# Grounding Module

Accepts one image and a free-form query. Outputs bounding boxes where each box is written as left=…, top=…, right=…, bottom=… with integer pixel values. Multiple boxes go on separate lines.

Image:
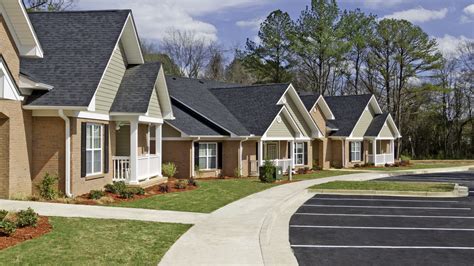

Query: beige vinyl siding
left=351, top=106, right=375, bottom=137
left=284, top=94, right=311, bottom=137
left=147, top=86, right=162, bottom=118
left=95, top=44, right=127, bottom=114
left=163, top=123, right=182, bottom=138
left=379, top=122, right=396, bottom=138
left=266, top=115, right=295, bottom=138
left=311, top=105, right=327, bottom=136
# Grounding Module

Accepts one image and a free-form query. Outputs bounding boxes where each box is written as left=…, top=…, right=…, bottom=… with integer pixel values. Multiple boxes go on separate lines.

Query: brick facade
left=162, top=141, right=192, bottom=179
left=0, top=15, right=20, bottom=84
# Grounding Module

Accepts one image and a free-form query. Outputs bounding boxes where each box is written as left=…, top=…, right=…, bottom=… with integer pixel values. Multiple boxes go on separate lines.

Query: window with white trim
left=198, top=143, right=217, bottom=170
left=86, top=123, right=103, bottom=175
left=351, top=141, right=362, bottom=162
left=294, top=142, right=304, bottom=165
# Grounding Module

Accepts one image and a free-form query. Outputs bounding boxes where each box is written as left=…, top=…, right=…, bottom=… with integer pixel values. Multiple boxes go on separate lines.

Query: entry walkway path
left=160, top=165, right=473, bottom=266
left=0, top=199, right=207, bottom=224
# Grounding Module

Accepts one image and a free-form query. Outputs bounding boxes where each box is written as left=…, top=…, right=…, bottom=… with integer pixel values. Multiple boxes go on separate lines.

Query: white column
left=156, top=124, right=162, bottom=177
left=146, top=124, right=151, bottom=180
left=289, top=140, right=295, bottom=180
left=129, top=119, right=139, bottom=184
left=373, top=140, right=377, bottom=165
left=390, top=139, right=394, bottom=163
left=258, top=140, right=264, bottom=166
left=341, top=140, right=345, bottom=168
left=239, top=140, right=243, bottom=176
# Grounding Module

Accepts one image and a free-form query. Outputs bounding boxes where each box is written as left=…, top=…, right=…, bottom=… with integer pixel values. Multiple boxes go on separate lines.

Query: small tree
left=162, top=162, right=178, bottom=178
left=259, top=159, right=275, bottom=183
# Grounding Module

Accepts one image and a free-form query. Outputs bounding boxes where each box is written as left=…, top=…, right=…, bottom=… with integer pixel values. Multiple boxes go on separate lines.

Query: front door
left=265, top=142, right=279, bottom=160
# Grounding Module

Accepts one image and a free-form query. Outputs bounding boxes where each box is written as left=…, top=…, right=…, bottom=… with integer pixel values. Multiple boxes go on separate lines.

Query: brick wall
left=0, top=16, right=20, bottom=84
left=0, top=115, right=9, bottom=198
left=222, top=141, right=239, bottom=177
left=162, top=141, right=192, bottom=179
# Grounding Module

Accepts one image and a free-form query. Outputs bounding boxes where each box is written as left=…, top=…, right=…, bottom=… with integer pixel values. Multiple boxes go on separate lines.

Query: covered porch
left=111, top=118, right=163, bottom=184
left=367, top=139, right=395, bottom=166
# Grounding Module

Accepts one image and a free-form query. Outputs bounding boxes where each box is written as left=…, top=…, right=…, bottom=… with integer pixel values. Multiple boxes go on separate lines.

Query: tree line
left=24, top=0, right=473, bottom=159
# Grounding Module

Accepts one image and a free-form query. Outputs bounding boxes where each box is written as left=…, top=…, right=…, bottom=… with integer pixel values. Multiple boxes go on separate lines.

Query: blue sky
left=77, top=0, right=474, bottom=56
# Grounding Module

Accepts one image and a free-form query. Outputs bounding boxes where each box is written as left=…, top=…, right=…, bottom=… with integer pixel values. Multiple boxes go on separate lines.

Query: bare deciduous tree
left=23, top=0, right=75, bottom=11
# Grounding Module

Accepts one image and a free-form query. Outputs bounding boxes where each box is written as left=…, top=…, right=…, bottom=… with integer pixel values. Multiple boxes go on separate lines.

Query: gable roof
left=324, top=94, right=373, bottom=137
left=111, top=62, right=161, bottom=114
left=364, top=113, right=389, bottom=137
left=210, top=84, right=289, bottom=136
left=299, top=93, right=321, bottom=111
left=21, top=10, right=130, bottom=107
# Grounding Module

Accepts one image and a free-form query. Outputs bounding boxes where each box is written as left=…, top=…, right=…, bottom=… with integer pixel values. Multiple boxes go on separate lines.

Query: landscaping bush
left=259, top=160, right=275, bottom=183
left=296, top=168, right=306, bottom=175
left=159, top=183, right=170, bottom=193
left=119, top=188, right=135, bottom=199
left=128, top=187, right=145, bottom=196
left=175, top=179, right=188, bottom=189
left=233, top=168, right=242, bottom=178
left=312, top=165, right=322, bottom=171
left=0, top=210, right=8, bottom=221
left=38, top=173, right=58, bottom=200
left=89, top=190, right=106, bottom=200
left=187, top=178, right=198, bottom=187
left=162, top=162, right=178, bottom=178
left=104, top=181, right=126, bottom=194
left=0, top=220, right=16, bottom=236
left=354, top=164, right=360, bottom=168
left=16, top=208, right=38, bottom=228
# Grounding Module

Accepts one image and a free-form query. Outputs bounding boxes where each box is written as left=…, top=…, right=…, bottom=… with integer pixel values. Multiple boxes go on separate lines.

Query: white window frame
left=351, top=141, right=362, bottom=162
left=294, top=142, right=305, bottom=166
left=86, top=123, right=103, bottom=176
left=264, top=142, right=279, bottom=160
left=198, top=142, right=218, bottom=170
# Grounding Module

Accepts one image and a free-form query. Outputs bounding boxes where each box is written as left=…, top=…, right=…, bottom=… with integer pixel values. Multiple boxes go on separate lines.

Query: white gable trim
left=348, top=95, right=382, bottom=138
left=148, top=65, right=174, bottom=120
left=261, top=106, right=303, bottom=139
left=308, top=95, right=335, bottom=120
left=0, top=59, right=23, bottom=101
left=377, top=114, right=402, bottom=139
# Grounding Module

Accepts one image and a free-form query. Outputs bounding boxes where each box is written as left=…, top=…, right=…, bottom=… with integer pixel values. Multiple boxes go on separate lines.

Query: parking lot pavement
left=290, top=194, right=474, bottom=266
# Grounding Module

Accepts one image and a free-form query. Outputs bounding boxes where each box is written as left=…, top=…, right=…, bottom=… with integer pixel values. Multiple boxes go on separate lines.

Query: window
left=265, top=142, right=279, bottom=160
left=198, top=143, right=217, bottom=170
left=86, top=123, right=103, bottom=175
left=351, top=141, right=362, bottom=162
left=294, top=142, right=305, bottom=165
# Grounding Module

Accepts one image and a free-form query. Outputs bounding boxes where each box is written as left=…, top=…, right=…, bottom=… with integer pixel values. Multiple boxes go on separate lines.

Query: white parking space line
left=291, top=245, right=474, bottom=250
left=312, top=198, right=459, bottom=203
left=303, top=204, right=471, bottom=210
left=295, top=213, right=474, bottom=219
left=290, top=225, right=474, bottom=231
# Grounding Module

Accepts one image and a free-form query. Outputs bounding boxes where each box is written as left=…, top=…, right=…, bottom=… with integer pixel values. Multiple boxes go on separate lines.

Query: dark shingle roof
left=22, top=10, right=130, bottom=107
left=298, top=92, right=321, bottom=111
left=165, top=76, right=249, bottom=135
left=168, top=100, right=228, bottom=136
left=324, top=94, right=373, bottom=137
left=365, top=113, right=389, bottom=137
left=111, top=62, right=161, bottom=113
left=210, top=84, right=289, bottom=136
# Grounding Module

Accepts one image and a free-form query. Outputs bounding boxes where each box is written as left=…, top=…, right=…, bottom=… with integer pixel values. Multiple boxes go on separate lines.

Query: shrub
left=97, top=196, right=115, bottom=204
left=400, top=154, right=411, bottom=161
left=0, top=220, right=16, bottom=236
left=259, top=160, right=275, bottom=183
left=119, top=188, right=135, bottom=199
left=296, top=168, right=306, bottom=175
left=159, top=183, right=170, bottom=193
left=303, top=167, right=311, bottom=174
left=312, top=165, right=322, bottom=171
left=163, top=162, right=178, bottom=178
left=187, top=178, right=198, bottom=187
left=0, top=210, right=8, bottom=221
left=354, top=164, right=360, bottom=168
left=16, top=208, right=38, bottom=228
left=127, top=187, right=145, bottom=196
left=104, top=181, right=126, bottom=194
left=175, top=179, right=188, bottom=189
left=233, top=168, right=242, bottom=178
left=89, top=190, right=106, bottom=200
left=38, top=173, right=58, bottom=200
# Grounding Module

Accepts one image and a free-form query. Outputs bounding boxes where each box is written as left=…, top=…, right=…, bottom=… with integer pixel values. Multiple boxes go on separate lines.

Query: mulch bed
left=0, top=216, right=51, bottom=250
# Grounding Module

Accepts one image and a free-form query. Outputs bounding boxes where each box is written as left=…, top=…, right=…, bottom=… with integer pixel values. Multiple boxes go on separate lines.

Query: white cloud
left=461, top=4, right=474, bottom=23
left=384, top=7, right=448, bottom=23
left=77, top=0, right=269, bottom=42
left=436, top=34, right=474, bottom=58
left=356, top=0, right=408, bottom=8
left=236, top=17, right=264, bottom=30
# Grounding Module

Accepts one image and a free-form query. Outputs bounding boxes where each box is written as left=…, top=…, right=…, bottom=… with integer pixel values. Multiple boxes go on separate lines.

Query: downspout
left=239, top=137, right=249, bottom=176
left=191, top=137, right=201, bottom=177
left=58, top=110, right=72, bottom=197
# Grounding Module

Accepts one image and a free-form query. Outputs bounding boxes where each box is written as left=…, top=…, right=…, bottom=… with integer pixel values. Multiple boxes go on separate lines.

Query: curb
left=309, top=184, right=469, bottom=198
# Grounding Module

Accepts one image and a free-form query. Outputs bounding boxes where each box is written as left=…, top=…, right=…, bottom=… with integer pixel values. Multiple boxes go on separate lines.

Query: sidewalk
left=0, top=200, right=207, bottom=224
left=159, top=166, right=473, bottom=266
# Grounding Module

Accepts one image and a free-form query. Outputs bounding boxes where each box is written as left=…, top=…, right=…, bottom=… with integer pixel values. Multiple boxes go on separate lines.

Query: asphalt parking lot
left=290, top=171, right=474, bottom=266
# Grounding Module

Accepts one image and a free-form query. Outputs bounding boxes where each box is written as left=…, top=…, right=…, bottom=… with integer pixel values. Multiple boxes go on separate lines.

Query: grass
left=310, top=181, right=455, bottom=192
left=114, top=178, right=277, bottom=213
left=363, top=162, right=473, bottom=171
left=0, top=217, right=191, bottom=265
left=114, top=171, right=357, bottom=213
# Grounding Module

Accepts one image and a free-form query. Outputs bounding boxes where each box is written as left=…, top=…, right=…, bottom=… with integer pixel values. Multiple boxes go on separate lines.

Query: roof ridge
left=210, top=83, right=290, bottom=90
left=325, top=94, right=373, bottom=98
left=28, top=9, right=131, bottom=14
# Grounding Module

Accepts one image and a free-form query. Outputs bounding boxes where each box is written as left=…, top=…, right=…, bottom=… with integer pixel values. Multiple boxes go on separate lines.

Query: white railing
left=368, top=153, right=395, bottom=165
left=250, top=160, right=259, bottom=176
left=137, top=155, right=161, bottom=181
left=249, top=159, right=293, bottom=176
left=113, top=156, right=130, bottom=181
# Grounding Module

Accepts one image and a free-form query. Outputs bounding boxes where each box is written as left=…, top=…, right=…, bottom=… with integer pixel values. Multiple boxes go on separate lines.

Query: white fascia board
left=19, top=75, right=53, bottom=90
left=370, top=95, right=382, bottom=114
left=261, top=106, right=302, bottom=139
left=286, top=84, right=323, bottom=138
left=379, top=114, right=402, bottom=139
left=156, top=66, right=174, bottom=120
left=0, top=60, right=22, bottom=100
left=124, top=12, right=145, bottom=64
left=261, top=137, right=295, bottom=141
left=23, top=105, right=87, bottom=110
left=138, top=116, right=163, bottom=124
left=346, top=137, right=364, bottom=141
left=163, top=137, right=193, bottom=141
left=69, top=111, right=110, bottom=121
left=316, top=95, right=335, bottom=120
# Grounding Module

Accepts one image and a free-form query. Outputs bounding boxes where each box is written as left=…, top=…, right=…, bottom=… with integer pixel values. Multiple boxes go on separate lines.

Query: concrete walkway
left=0, top=200, right=207, bottom=224
left=160, top=165, right=473, bottom=266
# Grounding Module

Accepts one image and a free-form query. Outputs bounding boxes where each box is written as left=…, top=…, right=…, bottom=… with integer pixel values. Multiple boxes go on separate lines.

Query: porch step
left=128, top=176, right=168, bottom=188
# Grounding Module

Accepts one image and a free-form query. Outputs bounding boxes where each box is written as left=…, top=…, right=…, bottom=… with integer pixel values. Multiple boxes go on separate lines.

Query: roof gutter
left=238, top=137, right=249, bottom=177
left=58, top=110, right=72, bottom=198
left=191, top=137, right=201, bottom=178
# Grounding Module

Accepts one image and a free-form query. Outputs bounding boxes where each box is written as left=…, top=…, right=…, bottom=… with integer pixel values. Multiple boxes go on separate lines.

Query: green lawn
left=114, top=178, right=277, bottom=213
left=310, top=181, right=455, bottom=192
left=293, top=170, right=362, bottom=180
left=0, top=217, right=190, bottom=265
left=114, top=171, right=356, bottom=213
left=363, top=163, right=473, bottom=171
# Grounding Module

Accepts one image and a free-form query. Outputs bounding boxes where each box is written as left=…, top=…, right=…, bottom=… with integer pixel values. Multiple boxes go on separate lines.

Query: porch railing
left=368, top=153, right=394, bottom=165
left=113, top=156, right=130, bottom=181
left=249, top=159, right=292, bottom=176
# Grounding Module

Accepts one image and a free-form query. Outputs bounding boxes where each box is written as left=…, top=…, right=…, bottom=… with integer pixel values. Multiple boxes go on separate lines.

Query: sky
left=76, top=0, right=474, bottom=57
